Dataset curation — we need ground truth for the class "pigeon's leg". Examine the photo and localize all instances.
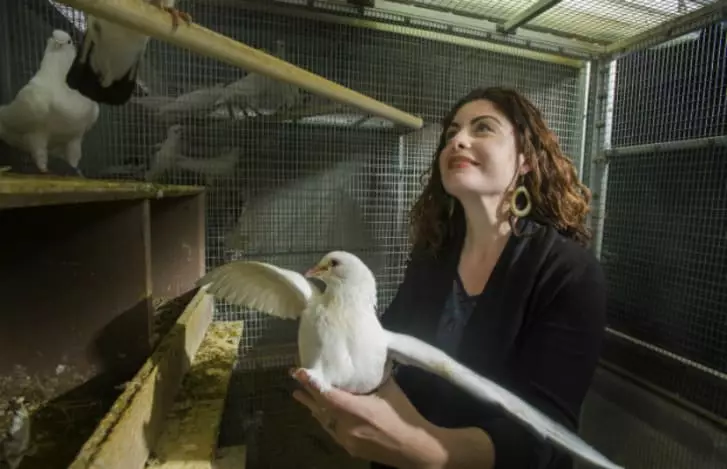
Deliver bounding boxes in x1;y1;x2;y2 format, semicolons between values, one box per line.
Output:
301;368;333;394
63;138;85;177
25;134;49;174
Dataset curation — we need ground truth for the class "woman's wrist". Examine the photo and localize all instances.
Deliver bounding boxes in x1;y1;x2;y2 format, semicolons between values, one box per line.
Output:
420;424;495;469
397;421;449;469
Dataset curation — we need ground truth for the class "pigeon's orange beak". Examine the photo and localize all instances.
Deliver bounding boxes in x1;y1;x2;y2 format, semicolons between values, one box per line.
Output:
305;264;326;277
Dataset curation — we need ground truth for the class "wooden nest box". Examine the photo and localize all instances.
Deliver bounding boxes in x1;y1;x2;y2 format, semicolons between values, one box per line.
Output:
0;174;245;468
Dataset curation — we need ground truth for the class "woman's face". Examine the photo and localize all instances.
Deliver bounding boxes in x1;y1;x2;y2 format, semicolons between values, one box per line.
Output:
438;99;529;201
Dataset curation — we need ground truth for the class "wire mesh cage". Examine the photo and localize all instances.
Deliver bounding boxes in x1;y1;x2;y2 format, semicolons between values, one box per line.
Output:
597;16;727;420
0;0;725;467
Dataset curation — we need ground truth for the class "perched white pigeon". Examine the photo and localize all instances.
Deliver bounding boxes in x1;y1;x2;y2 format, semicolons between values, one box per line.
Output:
156;84;229;121
0;397;33;469
215;39;301;117
175;148;239;185
197;251;624;469
0;30;99;175
145;124;183;182
66;0;192;105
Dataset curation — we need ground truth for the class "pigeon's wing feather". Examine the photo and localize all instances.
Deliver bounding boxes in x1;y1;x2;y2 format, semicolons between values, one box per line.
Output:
197;261;312;319
383;330;623;469
65;16;147;105
0;84;52;133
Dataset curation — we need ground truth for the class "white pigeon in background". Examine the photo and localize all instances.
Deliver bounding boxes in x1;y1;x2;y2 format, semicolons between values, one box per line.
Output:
215;39;302;117
175;147;239;186
0;30;99;175
66;0;192;105
0;397;33;469
145;124;183;182
156;83;229;120
197;251;624;469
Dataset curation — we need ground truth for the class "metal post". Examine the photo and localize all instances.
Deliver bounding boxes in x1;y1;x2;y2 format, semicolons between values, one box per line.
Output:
575;61;592;179
587;59;616;260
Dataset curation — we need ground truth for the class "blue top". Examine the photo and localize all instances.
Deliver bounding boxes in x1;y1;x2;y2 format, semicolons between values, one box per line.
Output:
371;217;608;469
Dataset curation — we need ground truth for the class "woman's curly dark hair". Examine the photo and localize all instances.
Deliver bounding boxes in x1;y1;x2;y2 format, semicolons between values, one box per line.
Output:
409;86;592;254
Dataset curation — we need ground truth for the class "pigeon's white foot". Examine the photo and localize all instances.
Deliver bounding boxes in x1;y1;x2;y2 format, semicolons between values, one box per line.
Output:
303;368;333;393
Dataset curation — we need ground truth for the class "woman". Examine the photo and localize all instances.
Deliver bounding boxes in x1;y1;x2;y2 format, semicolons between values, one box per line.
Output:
291;86;608;469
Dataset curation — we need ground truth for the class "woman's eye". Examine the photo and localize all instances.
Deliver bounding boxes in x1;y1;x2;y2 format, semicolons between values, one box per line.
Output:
474;122;491;133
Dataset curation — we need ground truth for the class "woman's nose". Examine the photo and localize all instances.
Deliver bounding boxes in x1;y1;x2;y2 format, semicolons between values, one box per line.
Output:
450;131;471;149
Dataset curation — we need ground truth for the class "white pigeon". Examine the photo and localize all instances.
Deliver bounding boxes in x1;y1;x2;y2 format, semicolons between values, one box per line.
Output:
156;84;228;121
65;0;191;105
0;397;33;469
197;251;624;469
214;39;301;117
0;30;99;175
145;124;183;182
175;148;239;186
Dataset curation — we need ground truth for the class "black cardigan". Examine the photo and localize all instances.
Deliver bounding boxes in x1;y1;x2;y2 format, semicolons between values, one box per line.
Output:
372;218;608;469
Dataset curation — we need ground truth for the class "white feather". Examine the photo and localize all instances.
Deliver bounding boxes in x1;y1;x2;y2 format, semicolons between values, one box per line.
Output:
197;261;314;320
80;15;151;88
384;331;624;469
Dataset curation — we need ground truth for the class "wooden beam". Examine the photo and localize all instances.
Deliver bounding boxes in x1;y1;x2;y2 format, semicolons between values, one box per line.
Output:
56;0;424;130
148;321;244;468
68;288;213;469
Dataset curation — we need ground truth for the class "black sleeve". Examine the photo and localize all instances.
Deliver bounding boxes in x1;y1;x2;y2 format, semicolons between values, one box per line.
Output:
480;256;608;469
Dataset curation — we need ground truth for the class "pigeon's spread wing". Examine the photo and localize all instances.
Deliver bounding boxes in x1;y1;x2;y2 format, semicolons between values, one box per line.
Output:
196;261;313;319
383;330;623;469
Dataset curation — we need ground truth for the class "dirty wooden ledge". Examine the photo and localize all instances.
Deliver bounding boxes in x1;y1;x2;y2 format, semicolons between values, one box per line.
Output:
0;173;203;209
147;320;244;469
68;287;213;469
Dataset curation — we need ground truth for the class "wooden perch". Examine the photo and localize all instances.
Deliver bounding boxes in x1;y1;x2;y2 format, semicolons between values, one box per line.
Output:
57;0;424;130
68;288;213;469
148;321;244;469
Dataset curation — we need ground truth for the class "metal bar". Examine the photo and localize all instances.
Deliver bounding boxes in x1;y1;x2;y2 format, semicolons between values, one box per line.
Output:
587;60;615;260
605;328;727;382
575;62;592;179
377;0;609;48
598;359;727;431
497;0;563;34
231;0;597;65
603;0;727;58
370;0;600;59
57;0;424;130
604;135;727;157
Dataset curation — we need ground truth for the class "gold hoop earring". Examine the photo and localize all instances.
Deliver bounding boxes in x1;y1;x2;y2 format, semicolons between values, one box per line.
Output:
510;185;532;218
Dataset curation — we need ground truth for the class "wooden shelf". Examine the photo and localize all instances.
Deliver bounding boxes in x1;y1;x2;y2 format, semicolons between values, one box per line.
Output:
0;175;209;469
0;173;202;209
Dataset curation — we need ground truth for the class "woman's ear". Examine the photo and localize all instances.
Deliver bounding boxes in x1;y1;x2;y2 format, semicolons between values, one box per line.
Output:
518;154;532;175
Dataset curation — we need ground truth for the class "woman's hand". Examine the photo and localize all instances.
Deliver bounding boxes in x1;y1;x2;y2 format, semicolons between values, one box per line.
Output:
290;368;447;469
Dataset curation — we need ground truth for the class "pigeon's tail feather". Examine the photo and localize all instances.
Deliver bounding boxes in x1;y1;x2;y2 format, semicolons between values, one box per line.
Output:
383;330;623;469
65;38;138;106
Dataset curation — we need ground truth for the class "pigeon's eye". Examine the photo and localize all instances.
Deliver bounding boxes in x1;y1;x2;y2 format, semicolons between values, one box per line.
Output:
330;259;340;268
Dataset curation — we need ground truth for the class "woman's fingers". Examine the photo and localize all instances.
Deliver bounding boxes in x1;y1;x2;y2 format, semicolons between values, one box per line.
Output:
292;389;318;413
